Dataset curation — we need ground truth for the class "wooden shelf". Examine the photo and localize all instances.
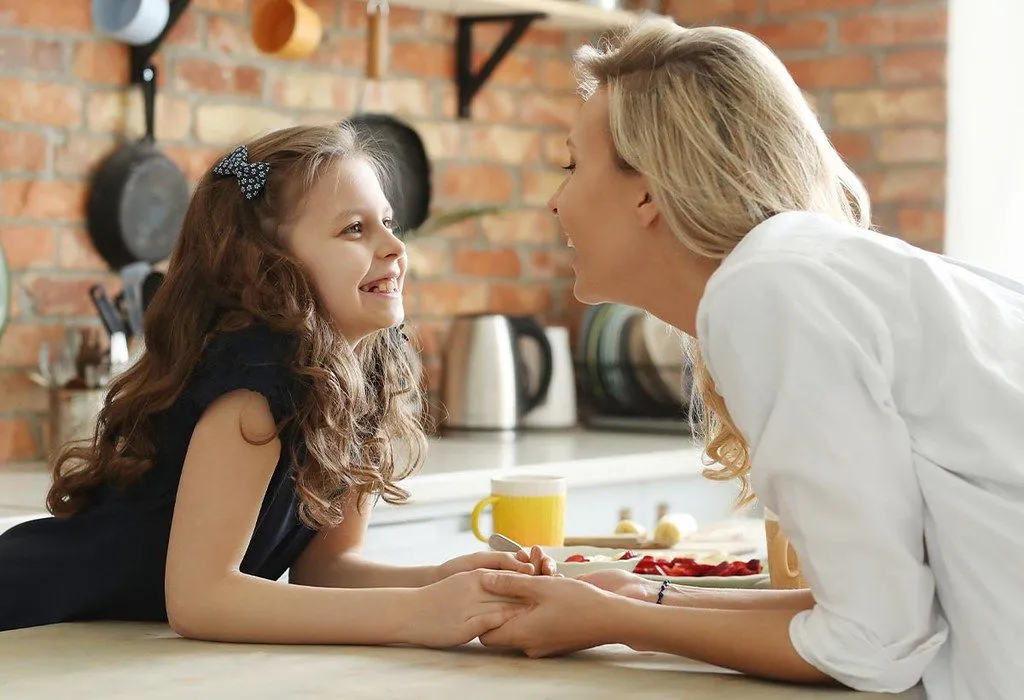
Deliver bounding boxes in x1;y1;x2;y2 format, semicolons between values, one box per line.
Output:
394;0;640;30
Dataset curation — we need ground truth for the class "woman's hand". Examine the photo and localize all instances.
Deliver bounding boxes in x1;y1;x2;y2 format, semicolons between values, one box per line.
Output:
403;570;527;648
576;569;661;602
477;572;629;657
435;546;557;582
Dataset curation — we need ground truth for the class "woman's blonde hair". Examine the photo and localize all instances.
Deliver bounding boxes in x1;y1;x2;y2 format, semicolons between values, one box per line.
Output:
574;17;871;505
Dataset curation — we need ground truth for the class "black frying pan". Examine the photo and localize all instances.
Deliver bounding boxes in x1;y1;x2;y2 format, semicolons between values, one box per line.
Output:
349;113;431;234
86;65;190;271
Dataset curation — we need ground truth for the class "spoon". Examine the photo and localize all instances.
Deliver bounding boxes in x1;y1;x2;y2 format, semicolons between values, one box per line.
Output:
488;533;525;553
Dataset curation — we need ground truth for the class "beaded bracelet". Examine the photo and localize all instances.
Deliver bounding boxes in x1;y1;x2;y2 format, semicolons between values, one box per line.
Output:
655;580;670;605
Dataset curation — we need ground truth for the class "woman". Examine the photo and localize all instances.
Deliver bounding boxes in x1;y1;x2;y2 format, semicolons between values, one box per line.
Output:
478;17;1023;700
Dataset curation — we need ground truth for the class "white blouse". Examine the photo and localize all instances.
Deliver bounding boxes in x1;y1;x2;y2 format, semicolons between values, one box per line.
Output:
695;211;1024;700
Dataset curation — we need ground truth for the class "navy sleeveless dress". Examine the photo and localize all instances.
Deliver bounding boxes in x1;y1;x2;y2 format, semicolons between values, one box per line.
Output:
0;324;318;631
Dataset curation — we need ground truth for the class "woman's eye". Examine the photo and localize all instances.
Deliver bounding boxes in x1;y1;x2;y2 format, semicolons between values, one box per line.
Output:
562;161;576;172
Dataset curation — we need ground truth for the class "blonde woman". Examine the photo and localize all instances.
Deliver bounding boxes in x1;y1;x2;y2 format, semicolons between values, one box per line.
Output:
478;17;1023;700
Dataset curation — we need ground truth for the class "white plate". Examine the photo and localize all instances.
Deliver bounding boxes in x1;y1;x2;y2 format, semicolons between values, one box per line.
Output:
545;546;643;577
638;573;770;589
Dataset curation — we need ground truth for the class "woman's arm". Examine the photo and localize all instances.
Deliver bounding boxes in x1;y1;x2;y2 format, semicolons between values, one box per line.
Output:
165;390;522;646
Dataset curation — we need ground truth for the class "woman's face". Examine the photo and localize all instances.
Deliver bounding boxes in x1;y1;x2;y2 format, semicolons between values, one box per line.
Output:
548;88;659;306
288;157;407;342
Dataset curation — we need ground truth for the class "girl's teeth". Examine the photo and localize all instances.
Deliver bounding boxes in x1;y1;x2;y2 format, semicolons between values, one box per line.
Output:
363;280;398;293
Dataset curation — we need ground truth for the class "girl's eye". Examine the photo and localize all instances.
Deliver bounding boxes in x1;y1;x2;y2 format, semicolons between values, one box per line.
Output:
341;221;363;235
383;218;395;230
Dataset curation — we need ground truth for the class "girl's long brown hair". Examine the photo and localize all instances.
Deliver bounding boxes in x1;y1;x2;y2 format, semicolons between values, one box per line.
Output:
47;122;428;529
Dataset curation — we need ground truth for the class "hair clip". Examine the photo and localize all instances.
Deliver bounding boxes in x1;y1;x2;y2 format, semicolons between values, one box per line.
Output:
212;145;270;200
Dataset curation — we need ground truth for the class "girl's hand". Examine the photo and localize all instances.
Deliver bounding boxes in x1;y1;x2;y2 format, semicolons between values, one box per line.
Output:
478;573;627;657
436;546;557;582
404;571;527;648
576;569;661;602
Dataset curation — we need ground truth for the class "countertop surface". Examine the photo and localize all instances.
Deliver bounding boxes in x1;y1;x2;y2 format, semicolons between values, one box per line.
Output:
0;429;705;525
0;621;923;699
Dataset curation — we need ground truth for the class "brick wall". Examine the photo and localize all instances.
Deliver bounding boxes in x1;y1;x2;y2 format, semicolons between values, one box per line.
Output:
663;0;947;248
0;0;588;462
0;0;947;464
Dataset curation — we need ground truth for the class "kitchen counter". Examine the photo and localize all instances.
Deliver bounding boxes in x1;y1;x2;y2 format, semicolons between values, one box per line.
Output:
0;621;923;699
0;429;707;527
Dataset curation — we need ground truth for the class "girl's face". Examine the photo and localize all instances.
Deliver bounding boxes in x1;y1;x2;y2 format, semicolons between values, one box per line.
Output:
288;158;407;341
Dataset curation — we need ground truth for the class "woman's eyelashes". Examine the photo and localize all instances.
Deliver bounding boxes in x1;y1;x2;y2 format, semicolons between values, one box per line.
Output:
561;161;576;172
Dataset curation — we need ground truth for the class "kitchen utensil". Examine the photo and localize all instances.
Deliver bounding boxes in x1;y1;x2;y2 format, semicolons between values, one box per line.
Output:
441;314;553;431
251;0;323;60
765;508;807;589
141;270;165;311
488;533;524;553
348;114;431;234
86;65;189;270
119;261;152;337
470;475;566;547
110;331;130;368
521;325;577;429
366;0;389;79
92;0;170;46
89;285;127;338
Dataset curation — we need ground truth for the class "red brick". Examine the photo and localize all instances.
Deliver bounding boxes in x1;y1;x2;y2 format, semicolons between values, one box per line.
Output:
862;167;944;203
360;79;432;118
488;284;553;315
0;371;48;413
663;0;759;22
465;126;540;165
2;180;85;222
0;323;69;365
164;10;202;47
786;55;877;89
0;227;56;269
528;249;574;278
273;72;357;112
0;129;47;173
175;59;264;98
24;275;107;316
519;93;580;128
839;8;947;47
194;0;246;11
0;418;39;462
0;78;83;128
454;248;522;277
206;15;259;57
832;88;945;127
766;0;873;12
407;319;447;357
392;43;452;79
304;0;339;27
86;89;191;141
881;49;945;85
73;41;128;85
444;84;519;122
54;133;117;177
539;58;575;92
481;209;558;245
897;208;944;244
520;27;567;51
829;131;873;164
0;0;91;31
408;281;489;316
522;170;565;207
439;165;515;203
878;128;945;164
58;228;108;271
741;19;830;51
162;145;222;182
0;35;64;72
474;51;535;87
411;121;463;161
405;238;453;279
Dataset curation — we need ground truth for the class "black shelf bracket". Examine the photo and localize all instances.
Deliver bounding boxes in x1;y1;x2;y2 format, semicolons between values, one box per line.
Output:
456;13;546;119
129;0;193;84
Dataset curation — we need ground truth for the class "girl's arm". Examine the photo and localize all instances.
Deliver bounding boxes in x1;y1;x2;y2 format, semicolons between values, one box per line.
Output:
164;390;522;646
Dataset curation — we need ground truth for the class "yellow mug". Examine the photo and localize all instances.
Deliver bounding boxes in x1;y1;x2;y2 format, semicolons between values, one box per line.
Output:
470;475;566;547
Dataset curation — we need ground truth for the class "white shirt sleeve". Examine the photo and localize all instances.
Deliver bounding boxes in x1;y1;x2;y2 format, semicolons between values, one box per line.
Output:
696;253;949;693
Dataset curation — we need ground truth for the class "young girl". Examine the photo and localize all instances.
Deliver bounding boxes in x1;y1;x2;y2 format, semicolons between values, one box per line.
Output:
475;17;1023;700
0;122;551;645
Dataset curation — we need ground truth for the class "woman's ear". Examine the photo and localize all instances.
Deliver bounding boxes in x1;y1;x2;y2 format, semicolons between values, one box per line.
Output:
636;190;659;228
